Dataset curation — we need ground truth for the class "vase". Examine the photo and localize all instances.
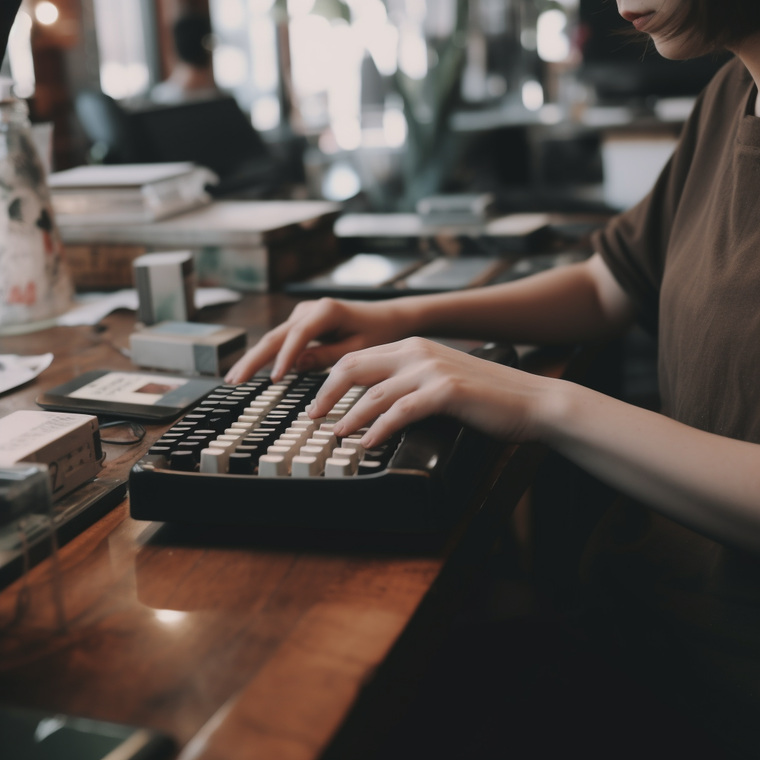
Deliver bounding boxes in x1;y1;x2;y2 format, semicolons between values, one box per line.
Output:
0;79;73;335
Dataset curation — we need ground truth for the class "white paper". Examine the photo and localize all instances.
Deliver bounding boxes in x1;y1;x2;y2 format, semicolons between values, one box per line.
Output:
69;371;189;405
56;288;242;327
0;353;54;395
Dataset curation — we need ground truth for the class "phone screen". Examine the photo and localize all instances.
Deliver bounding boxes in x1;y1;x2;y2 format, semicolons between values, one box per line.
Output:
1;706;174;760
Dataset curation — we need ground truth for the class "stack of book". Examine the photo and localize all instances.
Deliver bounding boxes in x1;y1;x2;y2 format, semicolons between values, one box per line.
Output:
48;162;218;225
57;200;341;292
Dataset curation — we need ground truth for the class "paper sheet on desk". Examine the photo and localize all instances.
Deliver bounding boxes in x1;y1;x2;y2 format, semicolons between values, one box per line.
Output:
0;353;54;395
57;288;242;327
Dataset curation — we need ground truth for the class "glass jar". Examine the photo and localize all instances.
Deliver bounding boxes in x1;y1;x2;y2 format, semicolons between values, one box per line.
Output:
0;78;72;334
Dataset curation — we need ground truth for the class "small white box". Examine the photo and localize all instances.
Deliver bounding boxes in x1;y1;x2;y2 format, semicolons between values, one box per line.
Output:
0;411;104;500
130;321;247;376
133;251;196;325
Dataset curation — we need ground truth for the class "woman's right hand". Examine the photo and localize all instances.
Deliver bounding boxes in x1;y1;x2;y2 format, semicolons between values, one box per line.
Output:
224;297;410;383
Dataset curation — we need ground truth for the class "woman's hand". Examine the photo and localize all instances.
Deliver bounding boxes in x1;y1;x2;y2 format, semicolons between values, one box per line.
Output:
225;297;411;383
309;337;557;449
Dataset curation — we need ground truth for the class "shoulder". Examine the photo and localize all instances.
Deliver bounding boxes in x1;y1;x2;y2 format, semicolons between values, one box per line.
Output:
698;56;753;109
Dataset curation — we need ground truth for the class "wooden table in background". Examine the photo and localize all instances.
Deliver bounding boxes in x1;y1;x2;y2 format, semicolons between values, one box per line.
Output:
0;294;574;760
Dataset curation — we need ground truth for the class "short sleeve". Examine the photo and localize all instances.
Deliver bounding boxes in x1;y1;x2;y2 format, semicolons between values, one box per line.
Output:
591;93;707;335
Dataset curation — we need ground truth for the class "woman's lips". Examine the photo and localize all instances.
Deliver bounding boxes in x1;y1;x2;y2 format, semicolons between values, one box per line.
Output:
621;10;655;31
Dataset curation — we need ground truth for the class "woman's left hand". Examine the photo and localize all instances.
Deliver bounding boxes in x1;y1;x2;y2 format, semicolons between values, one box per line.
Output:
309;337;557;449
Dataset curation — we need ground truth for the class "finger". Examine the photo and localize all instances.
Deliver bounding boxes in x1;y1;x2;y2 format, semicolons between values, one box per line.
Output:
271;301;346;381
332;374;419;437
309;344;407;418
294;334;367;374
224;322;291;383
360;387;444;449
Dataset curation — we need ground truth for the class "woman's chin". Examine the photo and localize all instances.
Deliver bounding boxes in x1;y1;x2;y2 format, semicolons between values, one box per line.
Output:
651;34;711;60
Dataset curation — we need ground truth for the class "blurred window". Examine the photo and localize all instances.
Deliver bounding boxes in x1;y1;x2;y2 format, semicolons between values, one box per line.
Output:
92;0;151;100
5;8;35;98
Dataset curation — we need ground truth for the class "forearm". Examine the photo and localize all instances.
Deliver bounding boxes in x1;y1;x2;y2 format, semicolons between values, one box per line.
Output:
395;254;634;345
541;382;760;552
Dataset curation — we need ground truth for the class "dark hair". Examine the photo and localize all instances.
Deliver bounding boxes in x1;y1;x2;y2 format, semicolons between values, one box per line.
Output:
173;13;212;67
661;0;760;51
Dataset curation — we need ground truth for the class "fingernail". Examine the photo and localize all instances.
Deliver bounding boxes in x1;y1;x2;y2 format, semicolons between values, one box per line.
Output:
333;423;344;436
360;435;372;448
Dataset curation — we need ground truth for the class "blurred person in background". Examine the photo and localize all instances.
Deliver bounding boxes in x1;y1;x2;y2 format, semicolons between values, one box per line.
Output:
151;12;220;104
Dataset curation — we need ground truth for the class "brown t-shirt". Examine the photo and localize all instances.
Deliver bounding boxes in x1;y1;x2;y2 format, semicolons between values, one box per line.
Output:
592;56;760;443
585;60;760;750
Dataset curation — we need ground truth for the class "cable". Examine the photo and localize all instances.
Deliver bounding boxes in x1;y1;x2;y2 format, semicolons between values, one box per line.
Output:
98;420;146;446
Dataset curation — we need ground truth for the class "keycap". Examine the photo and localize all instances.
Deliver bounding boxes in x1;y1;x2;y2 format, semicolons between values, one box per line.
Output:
332;447;359;469
325;457;355;477
177;442;202;459
258;454;286;477
200;448;228;474
313;430;338;449
170;451;196;472
341;438;365;459
228;452;254;475
291;455;321;477
300;444;328;466
267;444;295;466
209;440;235;453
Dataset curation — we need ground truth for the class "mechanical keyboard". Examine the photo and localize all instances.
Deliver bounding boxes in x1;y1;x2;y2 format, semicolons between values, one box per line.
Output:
129;343;518;533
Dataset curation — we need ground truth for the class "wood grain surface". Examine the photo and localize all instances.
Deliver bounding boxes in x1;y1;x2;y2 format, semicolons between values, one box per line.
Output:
0;293;572;760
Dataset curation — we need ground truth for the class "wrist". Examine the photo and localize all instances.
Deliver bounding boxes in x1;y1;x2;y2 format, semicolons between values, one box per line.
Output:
389;296;432;337
532;378;594;447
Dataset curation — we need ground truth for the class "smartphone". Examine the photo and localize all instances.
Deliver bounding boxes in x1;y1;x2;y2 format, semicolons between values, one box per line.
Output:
0;705;174;760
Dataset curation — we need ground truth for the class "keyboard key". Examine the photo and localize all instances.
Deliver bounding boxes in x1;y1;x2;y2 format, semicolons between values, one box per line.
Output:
200;448;228;474
170;451;196;472
358;460;383;475
228;453;254;475
325;457;355;477
177;441;203;459
258;454;286;477
341;438;365;459
291;455;321;477
313;430;338;449
332;447;359;469
300;444;328;466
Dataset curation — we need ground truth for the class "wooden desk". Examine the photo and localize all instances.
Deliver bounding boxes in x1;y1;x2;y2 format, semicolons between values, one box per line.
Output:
0;294;572;760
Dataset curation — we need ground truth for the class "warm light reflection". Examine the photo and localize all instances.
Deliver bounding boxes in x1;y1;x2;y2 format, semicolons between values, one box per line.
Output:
35;2;59;26
522;80;544;111
322;162;361;201
383;108;407;148
537;9;570;63
154;609;187;625
213;45;248;88
216;0;245;30
251;94;281;131
398;28;428;80
92;0;151;99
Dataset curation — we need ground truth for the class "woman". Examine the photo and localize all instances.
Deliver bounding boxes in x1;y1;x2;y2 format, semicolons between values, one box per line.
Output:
230;0;760;554
229;3;760;752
